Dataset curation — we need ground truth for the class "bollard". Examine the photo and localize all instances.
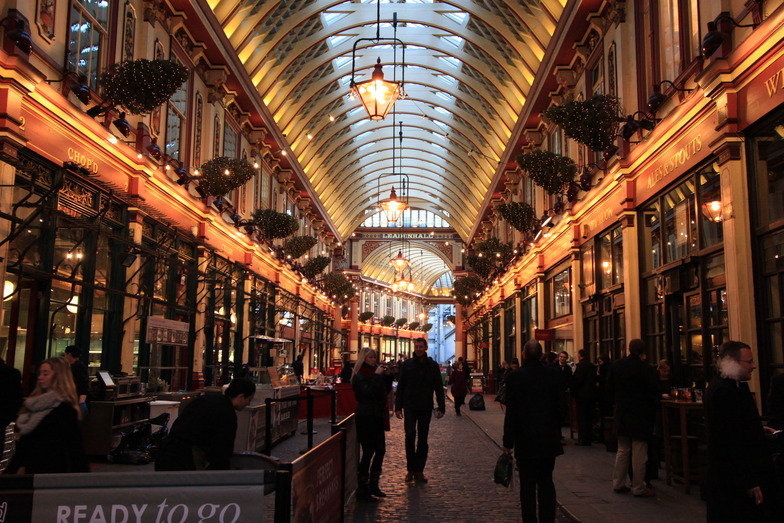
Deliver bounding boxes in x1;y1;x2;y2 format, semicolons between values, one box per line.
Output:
306;388;314;450
331;388;337;426
274;469;292;523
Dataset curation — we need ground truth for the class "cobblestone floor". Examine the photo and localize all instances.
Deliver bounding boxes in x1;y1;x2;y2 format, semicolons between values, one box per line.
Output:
345;409;572;523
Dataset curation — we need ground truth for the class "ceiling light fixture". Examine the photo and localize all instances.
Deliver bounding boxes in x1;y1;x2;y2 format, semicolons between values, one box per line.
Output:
349;5;406;120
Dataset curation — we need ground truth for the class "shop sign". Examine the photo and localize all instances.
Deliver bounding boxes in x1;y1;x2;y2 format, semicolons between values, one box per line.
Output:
645;135;702;190
361;232;454;240
66;147;100;174
291;432;344;523
741;53;784;126
580;205;616;241
534;328;554;341
145;316;189;346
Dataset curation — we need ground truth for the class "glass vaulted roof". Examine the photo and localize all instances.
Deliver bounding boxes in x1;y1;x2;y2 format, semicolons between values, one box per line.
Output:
208;0;563;293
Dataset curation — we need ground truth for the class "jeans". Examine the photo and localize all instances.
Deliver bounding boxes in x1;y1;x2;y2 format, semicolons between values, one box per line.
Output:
356;414;386;477
518;456;557;523
612;435;648;494
403;408;432;472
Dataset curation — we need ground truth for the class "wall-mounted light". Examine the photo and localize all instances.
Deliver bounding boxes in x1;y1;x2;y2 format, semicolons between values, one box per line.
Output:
3;280;15;301
66;295;79;314
2;17;32;54
147;140;163;161
701;199;732;222
647;80;694;114
121;252;137;267
112;112;131;138
702;13;760;59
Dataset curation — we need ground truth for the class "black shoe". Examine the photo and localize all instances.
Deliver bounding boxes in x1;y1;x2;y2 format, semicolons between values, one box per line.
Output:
356;491;378;502
613;486;631;494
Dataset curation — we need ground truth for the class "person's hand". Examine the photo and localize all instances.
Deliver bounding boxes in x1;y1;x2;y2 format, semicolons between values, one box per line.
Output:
395;410;403;419
375;365;386;375
747;486;763;505
502;447;513;455
436;410;444;419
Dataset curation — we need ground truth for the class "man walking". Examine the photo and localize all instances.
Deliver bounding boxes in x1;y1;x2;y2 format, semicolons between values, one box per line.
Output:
607;339;659;497
394;337;445;483
503;340;564;523
704;341;778;522
571;349;597;446
64;345;90;416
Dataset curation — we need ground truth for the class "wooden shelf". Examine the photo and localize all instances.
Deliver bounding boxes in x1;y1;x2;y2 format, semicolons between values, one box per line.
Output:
82;397;151;457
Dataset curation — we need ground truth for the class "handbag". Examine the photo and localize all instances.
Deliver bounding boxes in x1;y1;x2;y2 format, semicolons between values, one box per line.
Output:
493;452;514;487
494;382;507;405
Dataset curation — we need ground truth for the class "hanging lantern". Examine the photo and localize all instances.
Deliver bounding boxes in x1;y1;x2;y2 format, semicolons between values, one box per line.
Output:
379;186;408;223
389;250;410;271
351;59;401;120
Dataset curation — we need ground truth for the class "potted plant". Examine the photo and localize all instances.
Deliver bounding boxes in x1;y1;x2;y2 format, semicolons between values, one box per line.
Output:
321;272;355;304
300;256;330;280
422;323;433;332
251;208;299;241
381;315;395;327
496;202;539;234
101;59;189;115
394;318;408;328
407;321;420;331
543;94;622;152
359;311;375;323
196;157;256;197
283;236;317;259
516;150;577;195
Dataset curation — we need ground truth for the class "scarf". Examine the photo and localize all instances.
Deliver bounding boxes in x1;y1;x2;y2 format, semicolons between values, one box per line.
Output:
15;391;66;438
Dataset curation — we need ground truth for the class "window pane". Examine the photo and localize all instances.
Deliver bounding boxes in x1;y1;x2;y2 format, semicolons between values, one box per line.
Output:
612;226;624;285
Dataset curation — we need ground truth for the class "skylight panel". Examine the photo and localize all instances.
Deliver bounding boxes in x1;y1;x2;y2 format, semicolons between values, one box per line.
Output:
348;107;365;117
356;130;374;141
323;11;350;25
434;107;450;116
438;75;457;86
431;142;447;152
438;56;461;69
351;119;369;130
329;35;350;47
436;91;455;103
440;35;464;48
444;12;468;24
358;142;374;151
335;56;352;69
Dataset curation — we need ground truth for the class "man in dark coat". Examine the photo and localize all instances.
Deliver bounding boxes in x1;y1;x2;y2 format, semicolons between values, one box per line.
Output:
503;340;564;523
571;349;597;446
607;339;658;497
155;378;255;471
64;345;90;416
394;337;445;483
0;358;23;433
705;340;778;522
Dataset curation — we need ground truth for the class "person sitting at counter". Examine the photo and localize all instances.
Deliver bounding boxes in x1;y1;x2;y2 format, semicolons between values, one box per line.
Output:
154;378;255;471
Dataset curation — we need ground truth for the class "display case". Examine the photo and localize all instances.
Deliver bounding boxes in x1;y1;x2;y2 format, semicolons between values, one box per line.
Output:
82;397;151;456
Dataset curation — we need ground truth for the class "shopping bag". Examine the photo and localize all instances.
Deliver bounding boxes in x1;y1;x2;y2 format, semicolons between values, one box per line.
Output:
493;452;514;487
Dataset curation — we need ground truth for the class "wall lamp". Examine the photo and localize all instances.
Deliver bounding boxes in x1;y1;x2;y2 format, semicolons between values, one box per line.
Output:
45;73;91;105
174;166;191;185
86;103;112;118
647;81;694;114
619;112;655;142
702;13;760;59
112;112;131;138
147;140;163;161
2;18;32;54
540;211;553;228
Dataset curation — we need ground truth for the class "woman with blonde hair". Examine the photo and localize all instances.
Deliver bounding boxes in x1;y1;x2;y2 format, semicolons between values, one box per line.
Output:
5;357;89;474
352;348;392;501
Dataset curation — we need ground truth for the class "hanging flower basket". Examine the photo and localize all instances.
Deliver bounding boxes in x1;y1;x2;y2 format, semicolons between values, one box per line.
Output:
196;157;256;197
301;255;331;280
394;318;408;328
283;235;317;259
251;208;299;241
101;59;189;115
543;94;622;152
452;275;483;306
517;150;576;195
322;272;355;304
381;315;395;327
407;321;420;331
496;202;539;234
422;323;433;332
359;311;375;323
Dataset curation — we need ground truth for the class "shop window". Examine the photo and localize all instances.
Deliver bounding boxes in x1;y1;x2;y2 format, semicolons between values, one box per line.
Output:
599;226;623;289
67;0;110;89
549;267;572;319
223;122;238;158
581;243;595;298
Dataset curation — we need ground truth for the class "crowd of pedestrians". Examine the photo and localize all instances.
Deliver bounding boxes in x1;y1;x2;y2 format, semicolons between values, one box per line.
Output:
3;336;784;523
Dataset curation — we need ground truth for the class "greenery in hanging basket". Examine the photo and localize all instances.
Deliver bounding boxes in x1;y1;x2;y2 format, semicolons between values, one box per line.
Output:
516;150;577;195
543;94;622;152
322;272;355;304
394;317;408;328
452;275;484;306
359;311;375;323
301;255;331;280
446;315;456;324
422;323;433;332
196;157;256;197
466;253;495;279
381;315;395;327
101;59;189;115
283;236;317;259
496;202;539;234
407;321;420;331
251;208;299;241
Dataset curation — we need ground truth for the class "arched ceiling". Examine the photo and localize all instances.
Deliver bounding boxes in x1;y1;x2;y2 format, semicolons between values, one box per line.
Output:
361;240;453;295
208;0;564;242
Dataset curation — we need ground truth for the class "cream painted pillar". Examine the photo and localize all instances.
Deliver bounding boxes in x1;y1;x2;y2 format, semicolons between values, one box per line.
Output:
455;302;465;361
718;147;762;399
349;296;359;358
571;250;583;356
514;293;523;361
622;212;642;341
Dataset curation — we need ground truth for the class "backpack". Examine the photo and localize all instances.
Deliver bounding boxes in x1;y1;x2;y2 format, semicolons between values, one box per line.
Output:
468;392;485;411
